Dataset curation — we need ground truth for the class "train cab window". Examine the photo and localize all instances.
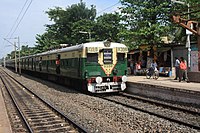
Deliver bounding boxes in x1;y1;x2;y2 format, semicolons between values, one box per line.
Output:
87;53;98;63
117;53;125;61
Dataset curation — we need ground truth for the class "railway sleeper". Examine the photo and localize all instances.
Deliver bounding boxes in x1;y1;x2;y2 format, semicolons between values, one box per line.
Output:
27;117;61;122
26;113;55;117
31;120;65;126
24;109;51;114
33;124;72;131
25;112;54;116
27;115;60;121
37;126;77;133
22;106;47;110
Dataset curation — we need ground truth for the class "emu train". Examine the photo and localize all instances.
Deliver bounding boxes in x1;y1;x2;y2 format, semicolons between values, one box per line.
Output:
6;41;128;93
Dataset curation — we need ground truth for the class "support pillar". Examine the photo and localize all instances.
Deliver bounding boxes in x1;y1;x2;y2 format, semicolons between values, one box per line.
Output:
198;26;200;71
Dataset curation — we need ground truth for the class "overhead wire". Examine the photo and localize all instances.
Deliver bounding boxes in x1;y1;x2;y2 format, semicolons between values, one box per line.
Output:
6;0;29;38
2;0;33;58
97;1;120;15
8;0;118;38
10;0;33;38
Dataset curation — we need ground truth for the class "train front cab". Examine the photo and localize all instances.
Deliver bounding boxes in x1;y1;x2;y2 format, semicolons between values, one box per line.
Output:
84;42;128;93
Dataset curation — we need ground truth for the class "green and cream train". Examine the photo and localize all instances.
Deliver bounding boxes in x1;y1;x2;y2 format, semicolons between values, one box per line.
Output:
6;41;128;93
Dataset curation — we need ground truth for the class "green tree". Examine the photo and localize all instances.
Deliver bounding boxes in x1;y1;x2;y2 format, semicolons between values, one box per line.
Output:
71;19;95;44
94;13;123;42
120;0;171;50
171;0;200;44
21;45;37;56
36;0;96;49
35;33;57;52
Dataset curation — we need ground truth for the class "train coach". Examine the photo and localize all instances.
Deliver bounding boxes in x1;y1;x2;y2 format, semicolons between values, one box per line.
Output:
6;41;128;93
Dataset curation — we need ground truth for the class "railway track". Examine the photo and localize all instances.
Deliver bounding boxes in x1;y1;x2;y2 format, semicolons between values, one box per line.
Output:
0;69;88;133
0;81;28;132
97;92;200;131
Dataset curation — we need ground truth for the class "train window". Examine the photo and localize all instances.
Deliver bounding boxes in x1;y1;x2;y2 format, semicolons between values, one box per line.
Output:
31;58;33;70
87;53;98;63
117;53;125;61
28;58;29;68
64;60;68;67
103;49;112;64
74;58;78;68
71;59;75;67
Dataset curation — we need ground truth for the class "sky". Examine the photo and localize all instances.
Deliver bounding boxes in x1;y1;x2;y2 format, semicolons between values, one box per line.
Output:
0;0;121;59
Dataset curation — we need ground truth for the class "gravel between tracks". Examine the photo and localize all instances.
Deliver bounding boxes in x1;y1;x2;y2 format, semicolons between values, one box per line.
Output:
4;69;199;133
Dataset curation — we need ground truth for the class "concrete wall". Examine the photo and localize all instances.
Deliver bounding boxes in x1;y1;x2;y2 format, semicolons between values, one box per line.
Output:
126;82;200;106
188;72;200;83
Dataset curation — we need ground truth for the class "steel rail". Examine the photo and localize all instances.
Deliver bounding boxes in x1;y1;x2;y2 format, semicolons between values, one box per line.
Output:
120;92;200;115
1;69;88;133
0;72;34;133
97;93;200;130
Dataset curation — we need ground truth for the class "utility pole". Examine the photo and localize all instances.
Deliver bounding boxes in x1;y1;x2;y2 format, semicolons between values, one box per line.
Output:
3;57;5;67
18;36;21;74
171;0;191;70
4;37;18;73
89;32;91;42
14;42;17;73
186;3;191;70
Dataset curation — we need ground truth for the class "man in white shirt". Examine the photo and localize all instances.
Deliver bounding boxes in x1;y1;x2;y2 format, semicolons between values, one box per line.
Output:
174;57;180;80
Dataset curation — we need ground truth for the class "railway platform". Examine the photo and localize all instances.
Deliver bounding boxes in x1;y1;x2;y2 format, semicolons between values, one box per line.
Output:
0;81;12;133
127;76;200;105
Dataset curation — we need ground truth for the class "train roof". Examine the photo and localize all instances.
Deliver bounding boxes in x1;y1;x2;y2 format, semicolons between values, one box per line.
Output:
21;41;127;58
38;41;127;56
82;41;127;48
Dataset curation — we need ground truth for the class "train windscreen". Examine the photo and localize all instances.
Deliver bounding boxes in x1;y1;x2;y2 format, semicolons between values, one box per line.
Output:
117;53;125;61
87;53;98;63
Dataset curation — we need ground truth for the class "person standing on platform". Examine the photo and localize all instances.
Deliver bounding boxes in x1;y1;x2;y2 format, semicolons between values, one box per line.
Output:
151;60;158;71
149;60;158;76
174;57;180;80
179;57;190;83
135;61;141;75
130;60;134;75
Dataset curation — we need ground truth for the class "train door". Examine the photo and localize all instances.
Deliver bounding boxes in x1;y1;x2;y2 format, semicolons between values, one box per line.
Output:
56;54;60;74
46;55;49;72
78;54;81;77
28;58;29;69
39;57;42;71
31;58;33;70
24;59;26;70
34;57;36;71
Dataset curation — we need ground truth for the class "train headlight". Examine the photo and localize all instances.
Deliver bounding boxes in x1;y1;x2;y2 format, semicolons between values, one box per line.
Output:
96;76;102;84
122;75;127;82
